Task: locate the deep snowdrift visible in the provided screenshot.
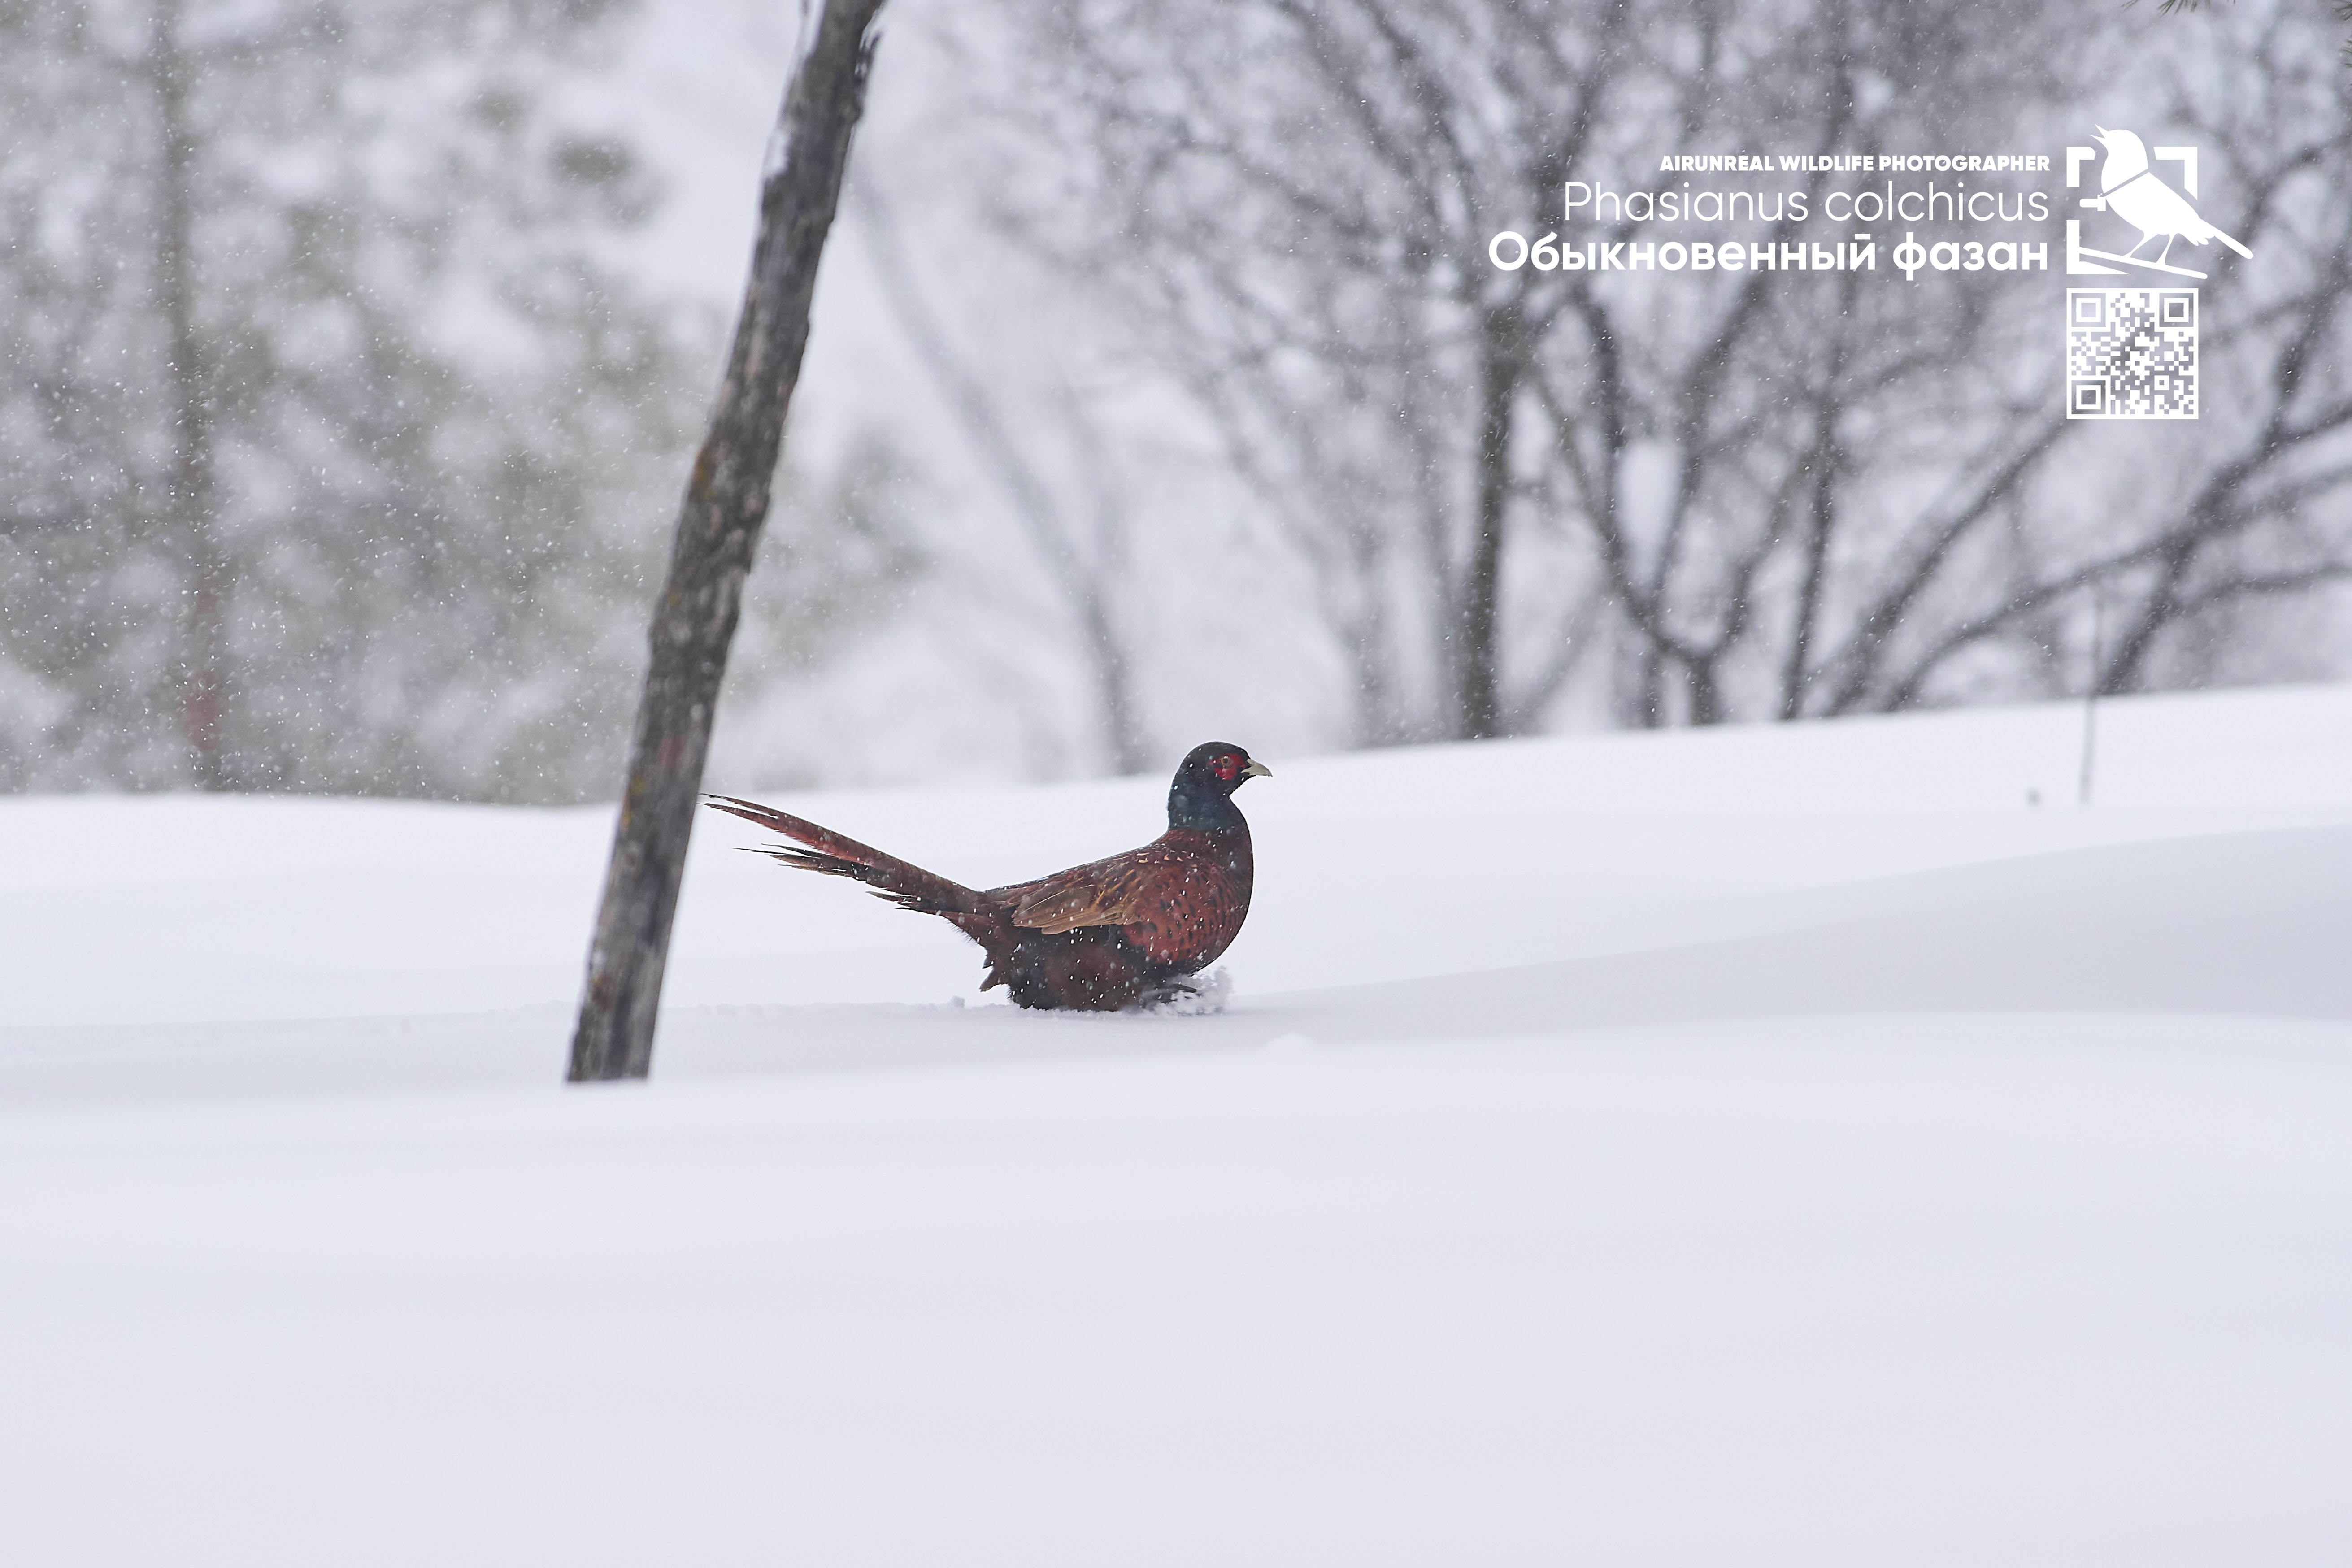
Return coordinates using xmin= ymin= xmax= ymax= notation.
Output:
xmin=4 ymin=685 xmax=2349 ymax=1565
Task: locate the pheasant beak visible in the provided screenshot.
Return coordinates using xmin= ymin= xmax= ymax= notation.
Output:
xmin=1243 ymin=759 xmax=1271 ymax=780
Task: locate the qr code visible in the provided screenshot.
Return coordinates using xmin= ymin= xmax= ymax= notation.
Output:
xmin=2067 ymin=288 xmax=2197 ymax=419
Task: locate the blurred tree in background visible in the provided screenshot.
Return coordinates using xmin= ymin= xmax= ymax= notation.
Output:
xmin=4 ymin=0 xmax=2345 ymax=799
xmin=971 ymin=0 xmax=2352 ymax=743
xmin=0 ymin=0 xmax=917 ymax=800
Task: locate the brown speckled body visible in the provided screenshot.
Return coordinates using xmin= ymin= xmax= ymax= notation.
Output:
xmin=973 ymin=826 xmax=1254 ymax=1008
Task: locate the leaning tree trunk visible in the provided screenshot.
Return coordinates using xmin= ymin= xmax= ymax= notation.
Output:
xmin=569 ymin=0 xmax=887 ymax=1083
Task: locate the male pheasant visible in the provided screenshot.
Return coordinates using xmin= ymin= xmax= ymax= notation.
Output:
xmin=704 ymin=742 xmax=1270 ymax=1010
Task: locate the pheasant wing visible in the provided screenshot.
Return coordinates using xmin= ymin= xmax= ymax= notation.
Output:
xmin=1001 ymin=846 xmax=1173 ymax=932
xmin=1002 ymin=841 xmax=1241 ymax=968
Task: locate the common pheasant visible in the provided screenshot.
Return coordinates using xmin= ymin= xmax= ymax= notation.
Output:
xmin=704 ymin=742 xmax=1270 ymax=1010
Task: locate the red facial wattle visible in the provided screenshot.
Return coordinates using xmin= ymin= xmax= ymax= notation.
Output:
xmin=1213 ymin=754 xmax=1241 ymax=782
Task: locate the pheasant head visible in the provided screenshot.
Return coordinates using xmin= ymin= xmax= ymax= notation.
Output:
xmin=1166 ymin=742 xmax=1271 ymax=831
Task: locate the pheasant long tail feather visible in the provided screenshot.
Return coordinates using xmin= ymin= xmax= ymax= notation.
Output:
xmin=702 ymin=795 xmax=993 ymax=917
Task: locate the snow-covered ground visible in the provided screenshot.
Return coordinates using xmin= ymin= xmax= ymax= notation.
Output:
xmin=4 ymin=685 xmax=2351 ymax=1565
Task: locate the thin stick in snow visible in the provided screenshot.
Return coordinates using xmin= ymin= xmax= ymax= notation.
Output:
xmin=2079 ymin=588 xmax=2104 ymax=808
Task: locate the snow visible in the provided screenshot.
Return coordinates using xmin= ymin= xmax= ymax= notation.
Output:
xmin=4 ymin=684 xmax=2352 ymax=1564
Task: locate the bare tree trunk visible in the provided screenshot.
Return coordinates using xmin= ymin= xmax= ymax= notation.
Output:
xmin=1074 ymin=592 xmax=1150 ymax=774
xmin=569 ymin=0 xmax=886 ymax=1083
xmin=1778 ymin=407 xmax=1845 ymax=720
xmin=149 ymin=0 xmax=228 ymax=791
xmin=1457 ymin=305 xmax=1520 ymax=741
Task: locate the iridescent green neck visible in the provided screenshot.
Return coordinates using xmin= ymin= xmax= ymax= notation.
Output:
xmin=1167 ymin=779 xmax=1245 ymax=833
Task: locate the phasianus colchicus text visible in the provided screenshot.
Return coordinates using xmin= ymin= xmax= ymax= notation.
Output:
xmin=704 ymin=742 xmax=1270 ymax=1010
